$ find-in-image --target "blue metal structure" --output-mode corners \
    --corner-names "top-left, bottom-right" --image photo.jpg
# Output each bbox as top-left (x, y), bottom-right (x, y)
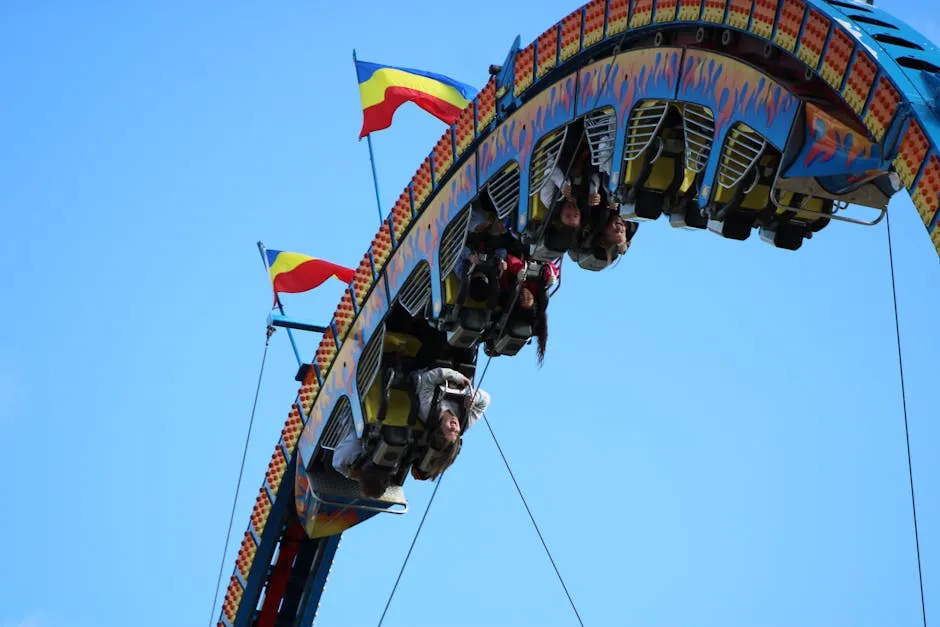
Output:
top-left (216, 1), bottom-right (940, 625)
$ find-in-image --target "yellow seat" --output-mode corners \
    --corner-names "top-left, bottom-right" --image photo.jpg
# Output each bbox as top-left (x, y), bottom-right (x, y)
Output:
top-left (529, 193), bottom-right (549, 222)
top-left (383, 332), bottom-right (422, 357)
top-left (443, 272), bottom-right (489, 309)
top-left (642, 156), bottom-right (678, 191)
top-left (362, 377), bottom-right (422, 429)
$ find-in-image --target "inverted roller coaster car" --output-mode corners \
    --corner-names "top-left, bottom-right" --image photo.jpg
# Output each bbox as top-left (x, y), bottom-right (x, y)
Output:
top-left (218, 2), bottom-right (940, 623)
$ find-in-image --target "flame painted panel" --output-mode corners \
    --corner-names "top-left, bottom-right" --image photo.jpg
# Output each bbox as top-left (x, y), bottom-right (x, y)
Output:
top-left (677, 50), bottom-right (799, 207)
top-left (384, 157), bottom-right (478, 318)
top-left (576, 48), bottom-right (682, 189)
top-left (478, 74), bottom-right (577, 230)
top-left (784, 104), bottom-right (885, 179)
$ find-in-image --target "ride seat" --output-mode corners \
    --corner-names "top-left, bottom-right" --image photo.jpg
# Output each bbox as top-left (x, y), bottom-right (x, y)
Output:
top-left (443, 264), bottom-right (499, 349)
top-left (568, 245), bottom-right (620, 271)
top-left (383, 332), bottom-right (423, 358)
top-left (489, 314), bottom-right (533, 356)
top-left (363, 374), bottom-right (419, 428)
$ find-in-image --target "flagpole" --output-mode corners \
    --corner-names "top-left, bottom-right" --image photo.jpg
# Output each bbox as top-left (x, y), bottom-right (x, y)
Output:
top-left (257, 241), bottom-right (303, 366)
top-left (353, 48), bottom-right (386, 225)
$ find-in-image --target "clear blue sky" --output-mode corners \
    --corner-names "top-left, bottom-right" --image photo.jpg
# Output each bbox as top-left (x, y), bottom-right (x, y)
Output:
top-left (2, 2), bottom-right (939, 626)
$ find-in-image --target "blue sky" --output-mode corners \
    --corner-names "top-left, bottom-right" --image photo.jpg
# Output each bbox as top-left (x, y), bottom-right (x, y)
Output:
top-left (2, 1), bottom-right (939, 626)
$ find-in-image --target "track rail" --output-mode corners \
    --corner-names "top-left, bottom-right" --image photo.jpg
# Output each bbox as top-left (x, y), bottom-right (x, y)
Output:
top-left (215, 1), bottom-right (940, 624)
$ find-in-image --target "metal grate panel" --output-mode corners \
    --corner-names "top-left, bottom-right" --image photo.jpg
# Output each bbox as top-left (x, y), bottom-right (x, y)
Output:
top-left (717, 123), bottom-right (766, 188)
top-left (396, 262), bottom-right (431, 317)
top-left (529, 128), bottom-right (568, 197)
top-left (623, 100), bottom-right (668, 162)
top-left (438, 206), bottom-right (471, 277)
top-left (320, 396), bottom-right (353, 451)
top-left (584, 108), bottom-right (617, 169)
top-left (682, 104), bottom-right (714, 173)
top-left (355, 323), bottom-right (385, 403)
top-left (486, 163), bottom-right (521, 220)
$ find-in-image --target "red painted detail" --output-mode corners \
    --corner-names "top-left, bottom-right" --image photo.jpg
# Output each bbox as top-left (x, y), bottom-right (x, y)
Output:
top-left (256, 521), bottom-right (306, 627)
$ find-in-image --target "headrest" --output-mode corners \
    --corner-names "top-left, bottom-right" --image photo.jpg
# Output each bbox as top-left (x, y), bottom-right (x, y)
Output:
top-left (468, 274), bottom-right (490, 301)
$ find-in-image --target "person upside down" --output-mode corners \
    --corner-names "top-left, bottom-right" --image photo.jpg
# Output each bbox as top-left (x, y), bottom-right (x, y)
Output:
top-left (332, 367), bottom-right (491, 497)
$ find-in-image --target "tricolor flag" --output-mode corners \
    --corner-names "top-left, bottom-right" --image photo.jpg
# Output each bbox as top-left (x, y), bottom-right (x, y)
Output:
top-left (264, 249), bottom-right (355, 302)
top-left (355, 59), bottom-right (477, 138)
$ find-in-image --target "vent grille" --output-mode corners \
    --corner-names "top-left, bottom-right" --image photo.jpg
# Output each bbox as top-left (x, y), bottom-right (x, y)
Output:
top-left (717, 124), bottom-right (766, 188)
top-left (355, 323), bottom-right (385, 403)
top-left (320, 396), bottom-right (353, 451)
top-left (439, 206), bottom-right (471, 277)
top-left (585, 108), bottom-right (617, 169)
top-left (486, 163), bottom-right (521, 220)
top-left (529, 128), bottom-right (568, 198)
top-left (682, 104), bottom-right (714, 173)
top-left (623, 100), bottom-right (668, 162)
top-left (396, 262), bottom-right (431, 317)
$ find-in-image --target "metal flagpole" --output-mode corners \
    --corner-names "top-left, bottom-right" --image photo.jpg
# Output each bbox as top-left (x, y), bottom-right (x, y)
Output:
top-left (352, 48), bottom-right (394, 305)
top-left (257, 241), bottom-right (303, 366)
top-left (353, 48), bottom-right (386, 225)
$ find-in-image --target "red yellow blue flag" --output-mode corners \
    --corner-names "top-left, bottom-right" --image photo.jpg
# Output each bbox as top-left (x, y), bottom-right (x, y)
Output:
top-left (355, 59), bottom-right (477, 138)
top-left (264, 249), bottom-right (355, 301)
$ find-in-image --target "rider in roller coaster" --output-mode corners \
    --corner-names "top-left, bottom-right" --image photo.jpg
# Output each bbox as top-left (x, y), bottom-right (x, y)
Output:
top-left (332, 367), bottom-right (490, 497)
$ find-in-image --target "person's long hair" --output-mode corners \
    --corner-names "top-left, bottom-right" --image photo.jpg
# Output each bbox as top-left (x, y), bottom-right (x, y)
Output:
top-left (422, 427), bottom-right (462, 480)
top-left (533, 288), bottom-right (549, 367)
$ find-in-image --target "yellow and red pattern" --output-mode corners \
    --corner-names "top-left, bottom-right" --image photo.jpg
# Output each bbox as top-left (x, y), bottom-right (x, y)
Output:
top-left (893, 119), bottom-right (930, 189)
top-left (702, 0), bottom-right (726, 22)
top-left (583, 0), bottom-right (606, 46)
top-left (796, 8), bottom-right (829, 70)
top-left (864, 75), bottom-right (901, 141)
top-left (678, 0), bottom-right (702, 21)
top-left (820, 26), bottom-right (853, 89)
top-left (561, 9), bottom-right (583, 60)
top-left (514, 42), bottom-right (536, 96)
top-left (350, 253), bottom-right (375, 308)
top-left (725, 0), bottom-right (751, 29)
top-left (369, 221), bottom-right (394, 272)
top-left (333, 288), bottom-right (356, 339)
top-left (412, 157), bottom-right (433, 209)
top-left (235, 532), bottom-right (257, 580)
top-left (537, 26), bottom-right (560, 78)
top-left (390, 188), bottom-right (413, 242)
top-left (475, 78), bottom-right (497, 130)
top-left (314, 327), bottom-right (338, 373)
top-left (297, 369), bottom-right (320, 417)
top-left (655, 0), bottom-right (678, 23)
top-left (432, 129), bottom-right (455, 182)
top-left (265, 446), bottom-right (288, 492)
top-left (631, 0), bottom-right (653, 27)
top-left (222, 576), bottom-right (243, 622)
top-left (249, 487), bottom-right (272, 537)
top-left (607, 0), bottom-right (629, 34)
top-left (843, 48), bottom-right (876, 115)
top-left (454, 103), bottom-right (476, 156)
top-left (911, 153), bottom-right (940, 227)
top-left (774, 0), bottom-right (805, 51)
top-left (281, 404), bottom-right (304, 453)
top-left (750, 0), bottom-right (777, 39)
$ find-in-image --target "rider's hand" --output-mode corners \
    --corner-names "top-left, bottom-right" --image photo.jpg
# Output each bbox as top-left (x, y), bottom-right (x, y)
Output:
top-left (589, 193), bottom-right (601, 206)
top-left (542, 266), bottom-right (557, 286)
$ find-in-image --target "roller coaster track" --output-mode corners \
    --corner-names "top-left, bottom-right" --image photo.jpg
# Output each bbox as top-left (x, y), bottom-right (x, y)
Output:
top-left (215, 1), bottom-right (940, 624)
